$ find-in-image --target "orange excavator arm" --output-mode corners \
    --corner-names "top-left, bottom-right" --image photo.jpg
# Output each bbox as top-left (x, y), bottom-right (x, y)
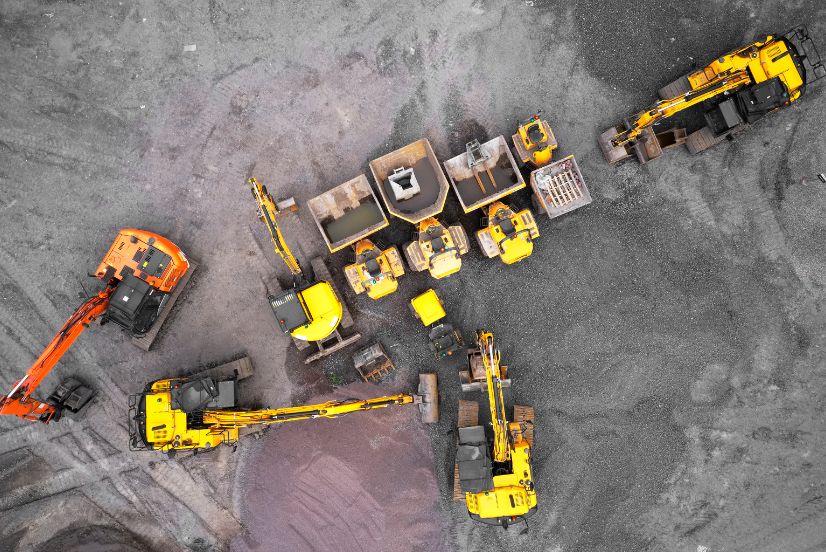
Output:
top-left (0, 286), bottom-right (114, 423)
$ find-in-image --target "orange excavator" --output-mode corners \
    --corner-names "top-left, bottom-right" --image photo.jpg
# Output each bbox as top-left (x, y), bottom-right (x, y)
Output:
top-left (0, 229), bottom-right (189, 423)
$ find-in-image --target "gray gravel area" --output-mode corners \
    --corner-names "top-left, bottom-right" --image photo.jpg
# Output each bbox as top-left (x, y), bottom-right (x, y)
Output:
top-left (1, 1), bottom-right (826, 551)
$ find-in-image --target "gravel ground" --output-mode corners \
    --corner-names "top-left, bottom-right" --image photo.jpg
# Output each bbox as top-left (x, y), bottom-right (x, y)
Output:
top-left (231, 383), bottom-right (447, 552)
top-left (1, 1), bottom-right (825, 551)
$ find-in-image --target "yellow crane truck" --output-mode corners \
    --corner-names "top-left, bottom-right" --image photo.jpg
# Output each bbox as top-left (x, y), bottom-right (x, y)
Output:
top-left (600, 27), bottom-right (825, 164)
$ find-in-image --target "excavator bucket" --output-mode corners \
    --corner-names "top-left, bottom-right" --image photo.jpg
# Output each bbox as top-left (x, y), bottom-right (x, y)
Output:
top-left (417, 373), bottom-right (439, 424)
top-left (598, 126), bottom-right (633, 165)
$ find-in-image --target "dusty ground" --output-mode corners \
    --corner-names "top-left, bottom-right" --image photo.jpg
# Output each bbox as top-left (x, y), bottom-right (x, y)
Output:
top-left (1, 1), bottom-right (826, 551)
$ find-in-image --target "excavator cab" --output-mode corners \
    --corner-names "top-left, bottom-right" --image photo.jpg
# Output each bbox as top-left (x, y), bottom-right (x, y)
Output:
top-left (97, 230), bottom-right (189, 336)
top-left (268, 280), bottom-right (342, 342)
top-left (130, 375), bottom-right (241, 453)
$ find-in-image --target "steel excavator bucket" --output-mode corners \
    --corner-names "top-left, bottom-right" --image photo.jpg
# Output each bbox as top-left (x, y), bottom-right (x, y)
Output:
top-left (598, 126), bottom-right (632, 165)
top-left (417, 373), bottom-right (440, 424)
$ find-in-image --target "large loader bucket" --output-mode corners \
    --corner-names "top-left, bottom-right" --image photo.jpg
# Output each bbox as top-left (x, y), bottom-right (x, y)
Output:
top-left (417, 373), bottom-right (439, 424)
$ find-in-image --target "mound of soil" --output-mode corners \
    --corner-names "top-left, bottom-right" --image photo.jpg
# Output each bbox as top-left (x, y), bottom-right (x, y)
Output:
top-left (232, 383), bottom-right (447, 552)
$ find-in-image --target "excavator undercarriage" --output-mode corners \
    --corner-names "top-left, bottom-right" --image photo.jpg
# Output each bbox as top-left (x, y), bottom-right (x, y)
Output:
top-left (600, 26), bottom-right (824, 165)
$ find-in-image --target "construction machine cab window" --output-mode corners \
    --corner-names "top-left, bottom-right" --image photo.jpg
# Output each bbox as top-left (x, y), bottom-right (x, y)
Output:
top-left (364, 257), bottom-right (382, 278)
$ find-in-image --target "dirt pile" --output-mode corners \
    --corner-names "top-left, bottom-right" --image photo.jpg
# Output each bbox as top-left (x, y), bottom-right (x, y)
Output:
top-left (231, 383), bottom-right (447, 552)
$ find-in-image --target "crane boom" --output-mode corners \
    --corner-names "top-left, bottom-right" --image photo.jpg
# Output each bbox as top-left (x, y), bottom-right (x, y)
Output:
top-left (249, 176), bottom-right (303, 277)
top-left (202, 394), bottom-right (416, 428)
top-left (0, 287), bottom-right (114, 422)
top-left (611, 70), bottom-right (752, 147)
top-left (479, 330), bottom-right (509, 463)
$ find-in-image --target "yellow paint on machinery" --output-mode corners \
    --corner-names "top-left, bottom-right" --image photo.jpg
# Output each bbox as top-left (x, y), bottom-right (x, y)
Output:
top-left (512, 114), bottom-right (557, 168)
top-left (249, 177), bottom-right (343, 342)
top-left (475, 202), bottom-right (539, 265)
top-left (344, 239), bottom-right (405, 300)
top-left (403, 217), bottom-right (469, 279)
top-left (456, 331), bottom-right (537, 528)
top-left (132, 373), bottom-right (439, 453)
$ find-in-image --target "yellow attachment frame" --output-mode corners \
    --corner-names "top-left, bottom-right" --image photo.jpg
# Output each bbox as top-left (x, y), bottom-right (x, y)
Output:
top-left (249, 176), bottom-right (303, 277)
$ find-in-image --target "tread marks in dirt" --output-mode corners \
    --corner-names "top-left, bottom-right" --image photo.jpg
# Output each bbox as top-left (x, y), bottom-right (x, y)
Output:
top-left (0, 245), bottom-right (243, 547)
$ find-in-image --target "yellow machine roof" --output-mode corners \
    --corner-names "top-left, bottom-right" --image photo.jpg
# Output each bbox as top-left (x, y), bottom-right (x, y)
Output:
top-left (411, 289), bottom-right (446, 326)
top-left (292, 281), bottom-right (342, 342)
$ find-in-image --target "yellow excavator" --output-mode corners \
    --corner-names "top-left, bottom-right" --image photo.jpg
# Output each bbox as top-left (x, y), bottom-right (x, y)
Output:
top-left (129, 362), bottom-right (439, 455)
top-left (343, 239), bottom-right (405, 300)
top-left (600, 26), bottom-right (824, 164)
top-left (475, 202), bottom-right (539, 265)
top-left (455, 330), bottom-right (536, 528)
top-left (403, 217), bottom-right (469, 279)
top-left (512, 113), bottom-right (557, 168)
top-left (250, 177), bottom-right (342, 342)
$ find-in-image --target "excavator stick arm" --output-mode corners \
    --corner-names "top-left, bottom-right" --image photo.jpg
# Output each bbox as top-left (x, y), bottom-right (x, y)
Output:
top-left (249, 177), bottom-right (303, 277)
top-left (203, 393), bottom-right (418, 428)
top-left (478, 330), bottom-right (510, 463)
top-left (0, 287), bottom-right (114, 422)
top-left (613, 71), bottom-right (753, 147)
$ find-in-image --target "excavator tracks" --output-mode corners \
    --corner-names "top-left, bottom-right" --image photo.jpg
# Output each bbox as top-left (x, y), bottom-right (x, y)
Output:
top-left (512, 405), bottom-right (534, 447)
top-left (658, 75), bottom-right (692, 100)
top-left (686, 126), bottom-right (729, 154)
top-left (453, 400), bottom-right (479, 502)
top-left (131, 260), bottom-right (198, 352)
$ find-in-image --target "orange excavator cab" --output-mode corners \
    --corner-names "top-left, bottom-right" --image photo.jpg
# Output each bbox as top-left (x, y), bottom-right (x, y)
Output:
top-left (0, 229), bottom-right (189, 424)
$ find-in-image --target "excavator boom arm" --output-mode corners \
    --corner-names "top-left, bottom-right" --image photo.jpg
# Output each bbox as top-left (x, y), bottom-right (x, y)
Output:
top-left (202, 393), bottom-right (417, 428)
top-left (612, 70), bottom-right (752, 146)
top-left (0, 287), bottom-right (113, 421)
top-left (249, 177), bottom-right (303, 277)
top-left (479, 330), bottom-right (509, 463)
